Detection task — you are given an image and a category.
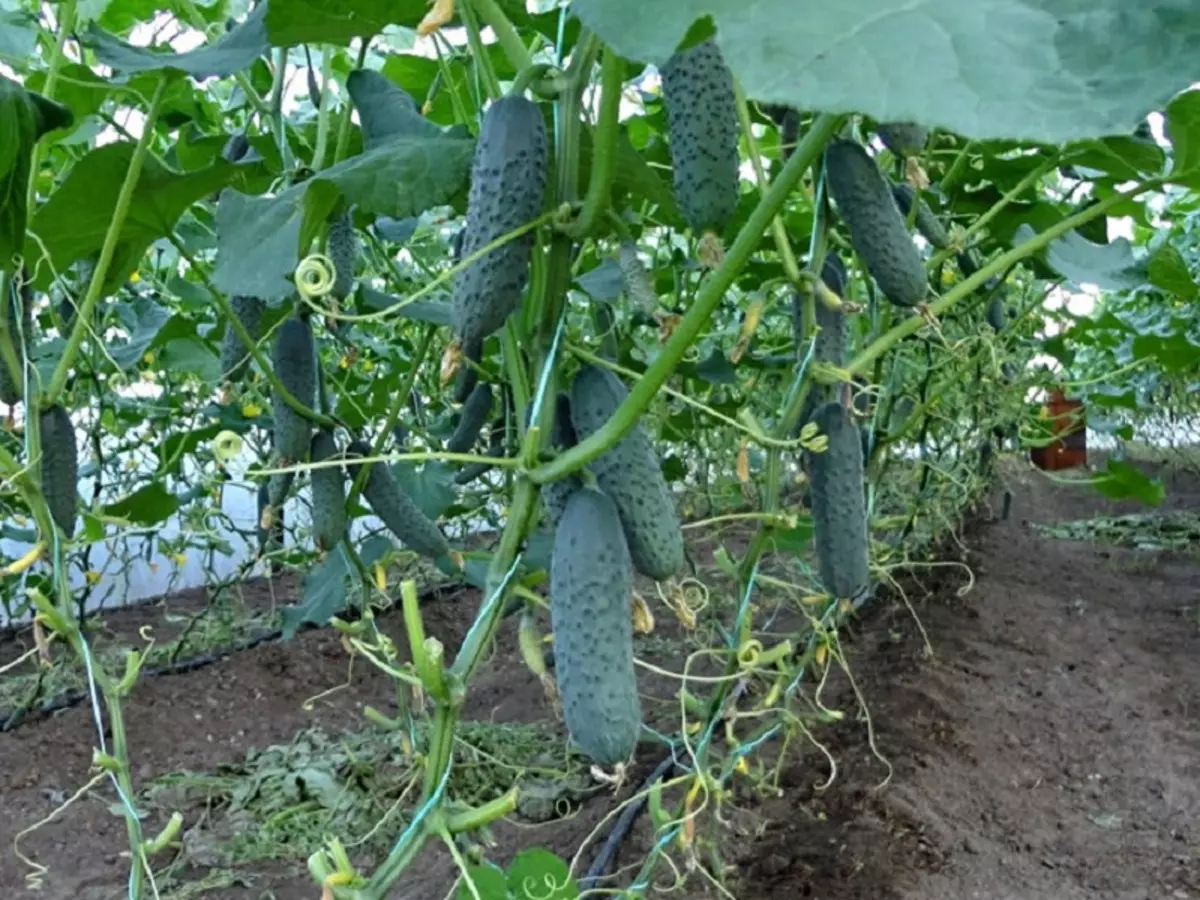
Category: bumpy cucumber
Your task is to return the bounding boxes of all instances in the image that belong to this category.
[792,250,848,351]
[327,210,360,300]
[568,366,683,580]
[986,296,1007,332]
[446,382,493,454]
[876,122,929,157]
[891,183,951,250]
[271,316,317,462]
[659,38,740,236]
[808,402,870,600]
[347,440,450,561]
[309,430,347,552]
[550,486,641,765]
[40,405,78,538]
[451,96,548,348]
[542,392,583,527]
[220,295,266,384]
[825,139,928,308]
[0,268,32,405]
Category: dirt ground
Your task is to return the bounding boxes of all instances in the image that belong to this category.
[1,456,1197,900]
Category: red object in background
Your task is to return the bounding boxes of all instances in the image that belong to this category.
[1030,389,1087,471]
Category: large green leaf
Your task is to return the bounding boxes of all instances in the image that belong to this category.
[1014,225,1149,292]
[0,77,37,274]
[83,1,269,79]
[1165,88,1200,178]
[0,10,38,62]
[110,295,172,369]
[211,187,311,301]
[571,0,1200,143]
[265,0,427,46]
[104,482,181,526]
[1147,242,1198,299]
[281,544,353,638]
[1090,459,1165,506]
[27,143,244,293]
[346,68,440,149]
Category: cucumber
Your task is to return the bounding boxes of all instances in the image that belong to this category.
[876,122,929,157]
[542,392,582,527]
[346,440,450,562]
[40,405,78,538]
[891,182,951,250]
[792,250,847,351]
[327,210,360,300]
[986,296,1007,332]
[550,486,641,765]
[220,295,266,384]
[0,268,32,405]
[446,382,493,454]
[451,96,548,348]
[271,316,317,462]
[568,366,683,580]
[825,139,928,309]
[808,402,870,600]
[310,430,347,552]
[660,38,740,236]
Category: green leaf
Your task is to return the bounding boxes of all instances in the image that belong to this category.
[0,10,38,61]
[571,0,1200,143]
[211,187,310,301]
[110,295,172,369]
[1146,242,1198,299]
[1130,329,1200,372]
[281,545,353,638]
[507,848,579,900]
[392,461,456,520]
[576,258,625,302]
[1090,459,1165,507]
[578,123,681,227]
[25,65,110,138]
[160,336,221,382]
[1062,136,1166,181]
[771,516,815,555]
[346,68,440,149]
[361,288,453,327]
[103,482,181,525]
[265,0,427,46]
[1165,88,1200,177]
[0,76,36,273]
[1015,225,1149,292]
[457,864,507,900]
[27,143,243,293]
[83,2,269,79]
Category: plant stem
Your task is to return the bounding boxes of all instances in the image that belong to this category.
[43,77,170,409]
[528,113,846,485]
[469,0,534,74]
[24,0,76,215]
[567,47,622,238]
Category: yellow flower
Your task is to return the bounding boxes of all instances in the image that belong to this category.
[85,570,102,585]
[242,402,262,418]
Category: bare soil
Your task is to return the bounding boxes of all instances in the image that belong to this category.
[1,458,1197,900]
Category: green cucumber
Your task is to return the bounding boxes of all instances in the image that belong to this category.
[220,295,266,384]
[891,182,951,250]
[451,96,548,348]
[0,268,32,406]
[660,38,740,236]
[986,296,1007,332]
[327,210,360,300]
[568,366,683,580]
[40,405,78,538]
[808,402,870,600]
[271,316,317,462]
[347,440,450,562]
[550,486,641,765]
[825,139,928,309]
[446,382,493,454]
[876,122,929,157]
[310,430,347,552]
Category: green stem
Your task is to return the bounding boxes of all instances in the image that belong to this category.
[528,113,846,485]
[939,139,976,194]
[848,177,1161,378]
[567,48,622,239]
[43,77,170,409]
[469,0,534,73]
[24,0,76,215]
[460,1,502,100]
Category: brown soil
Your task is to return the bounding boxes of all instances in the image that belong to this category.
[1,458,1197,900]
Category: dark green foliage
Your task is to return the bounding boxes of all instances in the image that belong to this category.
[891,182,951,250]
[543,392,583,526]
[346,440,450,561]
[825,139,928,308]
[451,96,548,348]
[446,382,493,454]
[270,316,317,462]
[0,269,32,406]
[40,405,78,538]
[550,486,641,765]
[986,296,1007,332]
[876,122,929,157]
[808,402,870,600]
[309,430,347,552]
[568,366,684,580]
[326,210,360,300]
[660,38,740,236]
[220,295,266,383]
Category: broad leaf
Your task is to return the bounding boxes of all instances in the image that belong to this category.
[346,69,439,149]
[1146,242,1198,299]
[1015,225,1149,292]
[110,295,172,369]
[507,849,579,900]
[211,187,311,301]
[570,0,1200,142]
[1090,459,1165,506]
[0,77,37,272]
[1165,88,1200,177]
[457,864,507,900]
[281,544,353,638]
[361,288,454,326]
[27,143,243,293]
[104,482,181,525]
[83,2,269,79]
[0,10,38,61]
[265,0,427,46]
